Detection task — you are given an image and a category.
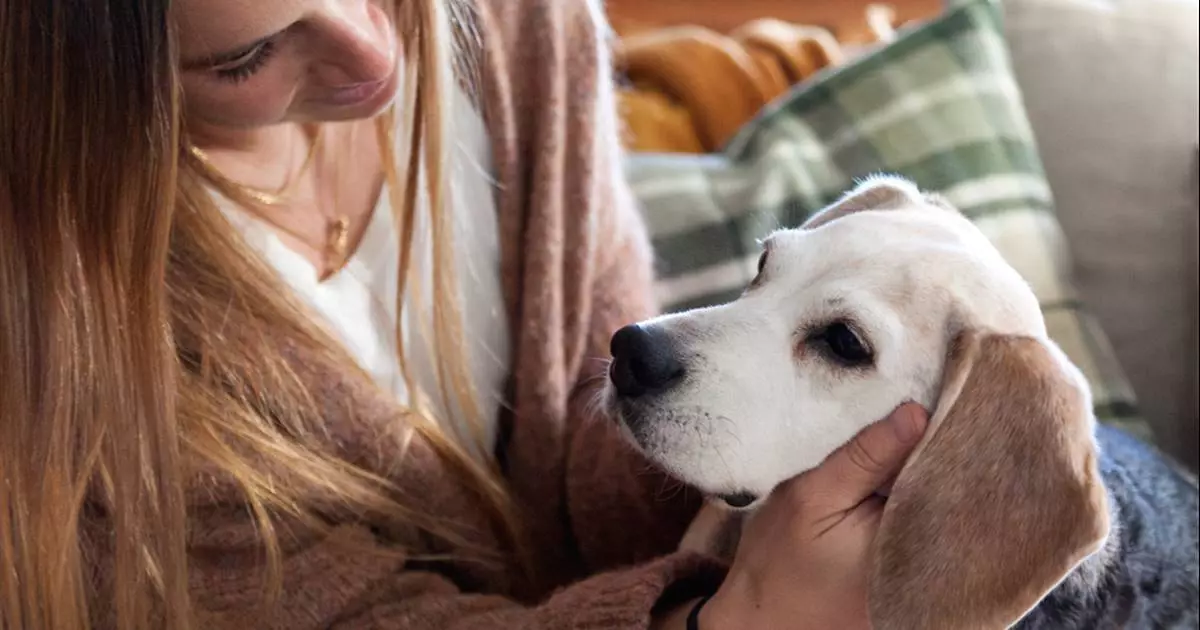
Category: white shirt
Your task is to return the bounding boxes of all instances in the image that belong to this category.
[222,88,509,458]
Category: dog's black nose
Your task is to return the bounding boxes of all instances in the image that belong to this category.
[609,324,685,397]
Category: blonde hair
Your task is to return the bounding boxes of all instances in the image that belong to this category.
[0,2,519,629]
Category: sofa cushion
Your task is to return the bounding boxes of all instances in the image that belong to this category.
[1000,0,1199,469]
[625,0,1153,441]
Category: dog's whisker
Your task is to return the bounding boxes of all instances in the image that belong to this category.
[713,445,736,489]
[578,374,611,396]
[719,424,742,447]
[583,386,614,423]
[654,476,686,504]
[578,369,610,388]
[574,365,616,421]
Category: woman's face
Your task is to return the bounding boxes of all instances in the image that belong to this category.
[174,0,400,129]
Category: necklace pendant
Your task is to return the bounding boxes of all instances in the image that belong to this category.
[329,216,351,257]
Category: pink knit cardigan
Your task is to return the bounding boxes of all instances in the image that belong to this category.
[91,0,727,627]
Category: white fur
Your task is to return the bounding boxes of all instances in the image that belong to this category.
[607,176,1062,500]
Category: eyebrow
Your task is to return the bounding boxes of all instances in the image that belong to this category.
[180,32,277,70]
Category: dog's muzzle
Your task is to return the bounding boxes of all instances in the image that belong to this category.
[608,324,685,399]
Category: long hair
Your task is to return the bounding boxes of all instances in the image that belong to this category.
[0,2,518,629]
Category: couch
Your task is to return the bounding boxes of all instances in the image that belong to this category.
[1001,0,1199,471]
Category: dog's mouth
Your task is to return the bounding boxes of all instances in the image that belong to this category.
[613,405,761,510]
[604,373,762,509]
[718,492,758,509]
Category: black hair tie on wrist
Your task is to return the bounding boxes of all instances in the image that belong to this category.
[686,594,713,630]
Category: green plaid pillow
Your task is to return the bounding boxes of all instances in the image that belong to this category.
[625,0,1152,442]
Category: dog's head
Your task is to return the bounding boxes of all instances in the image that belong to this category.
[606,176,1109,628]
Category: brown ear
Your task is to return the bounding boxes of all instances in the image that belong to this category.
[869,331,1110,630]
[800,175,923,229]
[801,175,963,231]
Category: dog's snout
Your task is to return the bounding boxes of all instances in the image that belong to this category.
[609,324,685,398]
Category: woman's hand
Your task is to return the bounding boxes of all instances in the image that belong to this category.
[657,403,929,630]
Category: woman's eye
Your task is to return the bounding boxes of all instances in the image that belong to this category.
[212,40,278,83]
[813,322,874,367]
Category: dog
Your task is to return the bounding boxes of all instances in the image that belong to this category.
[605,176,1199,629]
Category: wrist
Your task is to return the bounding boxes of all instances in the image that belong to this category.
[698,575,771,630]
[696,590,736,630]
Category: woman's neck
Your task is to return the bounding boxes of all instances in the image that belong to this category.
[188,122,311,192]
[188,118,387,279]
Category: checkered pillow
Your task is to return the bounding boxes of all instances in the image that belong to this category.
[625,0,1151,441]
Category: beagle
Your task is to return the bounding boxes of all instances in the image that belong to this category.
[606,176,1199,629]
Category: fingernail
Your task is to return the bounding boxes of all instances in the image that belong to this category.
[891,405,927,443]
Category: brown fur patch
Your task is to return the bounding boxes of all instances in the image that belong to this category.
[802,179,919,230]
[869,332,1109,629]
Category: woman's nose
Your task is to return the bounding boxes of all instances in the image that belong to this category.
[309,1,397,86]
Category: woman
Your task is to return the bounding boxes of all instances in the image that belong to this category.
[0,1,928,628]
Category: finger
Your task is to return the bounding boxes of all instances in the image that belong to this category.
[679,501,733,553]
[816,493,886,531]
[848,495,886,528]
[788,403,928,512]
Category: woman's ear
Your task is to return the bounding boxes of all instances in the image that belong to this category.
[869,331,1110,630]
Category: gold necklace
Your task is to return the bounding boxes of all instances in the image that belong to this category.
[189,125,354,278]
[246,212,353,274]
[188,125,324,206]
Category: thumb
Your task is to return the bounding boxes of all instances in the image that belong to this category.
[787,403,928,512]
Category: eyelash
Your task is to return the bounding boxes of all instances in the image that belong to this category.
[748,246,770,289]
[214,40,279,83]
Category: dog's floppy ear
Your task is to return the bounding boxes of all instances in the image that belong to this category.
[801,175,923,229]
[869,331,1110,630]
[801,175,960,230]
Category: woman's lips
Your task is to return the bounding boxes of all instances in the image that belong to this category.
[322,73,394,108]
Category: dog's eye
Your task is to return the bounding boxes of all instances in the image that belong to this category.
[748,249,770,290]
[813,322,873,367]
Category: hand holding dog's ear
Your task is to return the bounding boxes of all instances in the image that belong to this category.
[693,405,928,630]
[869,333,1110,630]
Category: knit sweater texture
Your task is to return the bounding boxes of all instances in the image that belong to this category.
[97,0,728,627]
